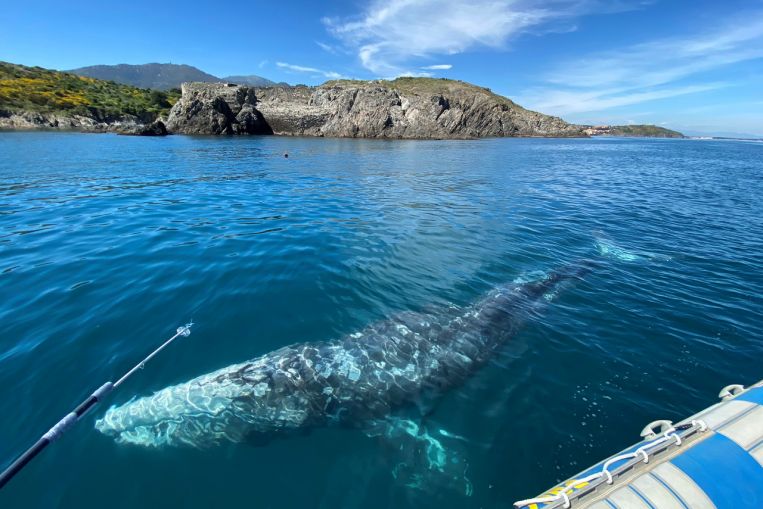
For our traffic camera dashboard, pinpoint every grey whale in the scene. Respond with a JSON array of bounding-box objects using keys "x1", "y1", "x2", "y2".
[{"x1": 95, "y1": 262, "x2": 592, "y2": 490}]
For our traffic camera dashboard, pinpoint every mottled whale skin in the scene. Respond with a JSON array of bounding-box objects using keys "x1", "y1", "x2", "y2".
[{"x1": 95, "y1": 263, "x2": 590, "y2": 451}]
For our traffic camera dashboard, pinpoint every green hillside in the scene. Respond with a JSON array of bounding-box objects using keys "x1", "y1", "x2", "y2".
[
  {"x1": 609, "y1": 124, "x2": 684, "y2": 138},
  {"x1": 0, "y1": 61, "x2": 179, "y2": 121}
]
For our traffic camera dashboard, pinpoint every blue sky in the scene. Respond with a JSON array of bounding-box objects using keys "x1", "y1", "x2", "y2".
[{"x1": 2, "y1": 0, "x2": 762, "y2": 136}]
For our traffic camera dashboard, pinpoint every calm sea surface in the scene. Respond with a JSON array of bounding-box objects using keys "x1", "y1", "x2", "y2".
[{"x1": 0, "y1": 132, "x2": 760, "y2": 508}]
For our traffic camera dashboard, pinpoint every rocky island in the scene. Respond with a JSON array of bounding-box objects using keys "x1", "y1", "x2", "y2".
[{"x1": 165, "y1": 79, "x2": 582, "y2": 138}]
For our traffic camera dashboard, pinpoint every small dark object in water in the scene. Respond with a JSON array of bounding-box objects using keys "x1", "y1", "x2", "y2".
[{"x1": 284, "y1": 153, "x2": 289, "y2": 158}]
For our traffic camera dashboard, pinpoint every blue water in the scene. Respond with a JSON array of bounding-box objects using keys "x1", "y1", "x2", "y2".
[{"x1": 0, "y1": 132, "x2": 760, "y2": 508}]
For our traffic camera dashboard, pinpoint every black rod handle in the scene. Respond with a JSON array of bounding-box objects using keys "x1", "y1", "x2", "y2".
[
  {"x1": 0, "y1": 382, "x2": 113, "y2": 490},
  {"x1": 0, "y1": 438, "x2": 50, "y2": 489}
]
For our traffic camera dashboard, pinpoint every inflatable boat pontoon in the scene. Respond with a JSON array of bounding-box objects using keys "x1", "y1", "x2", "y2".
[{"x1": 514, "y1": 379, "x2": 763, "y2": 509}]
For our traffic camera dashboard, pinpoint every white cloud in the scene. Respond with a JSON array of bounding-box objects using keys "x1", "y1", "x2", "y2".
[
  {"x1": 316, "y1": 41, "x2": 338, "y2": 54},
  {"x1": 515, "y1": 15, "x2": 763, "y2": 116},
  {"x1": 276, "y1": 62, "x2": 346, "y2": 80},
  {"x1": 421, "y1": 64, "x2": 452, "y2": 70},
  {"x1": 323, "y1": 0, "x2": 618, "y2": 76},
  {"x1": 520, "y1": 83, "x2": 728, "y2": 115}
]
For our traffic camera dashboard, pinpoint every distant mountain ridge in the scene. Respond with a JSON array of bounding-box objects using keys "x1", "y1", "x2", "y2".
[
  {"x1": 222, "y1": 75, "x2": 285, "y2": 87},
  {"x1": 68, "y1": 63, "x2": 277, "y2": 90}
]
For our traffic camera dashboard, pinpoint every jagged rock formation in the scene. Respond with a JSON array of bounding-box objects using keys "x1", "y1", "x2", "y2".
[
  {"x1": 116, "y1": 119, "x2": 168, "y2": 136},
  {"x1": 166, "y1": 79, "x2": 583, "y2": 138},
  {"x1": 164, "y1": 83, "x2": 271, "y2": 135}
]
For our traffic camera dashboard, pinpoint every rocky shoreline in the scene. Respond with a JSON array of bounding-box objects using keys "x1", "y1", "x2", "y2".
[
  {"x1": 0, "y1": 79, "x2": 685, "y2": 139},
  {"x1": 0, "y1": 109, "x2": 167, "y2": 135},
  {"x1": 1, "y1": 79, "x2": 585, "y2": 139}
]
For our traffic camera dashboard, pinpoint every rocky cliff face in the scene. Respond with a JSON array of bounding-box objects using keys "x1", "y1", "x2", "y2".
[
  {"x1": 166, "y1": 79, "x2": 583, "y2": 138},
  {"x1": 164, "y1": 83, "x2": 271, "y2": 135}
]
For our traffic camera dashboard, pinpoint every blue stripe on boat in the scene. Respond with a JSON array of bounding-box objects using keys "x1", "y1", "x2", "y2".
[
  {"x1": 628, "y1": 484, "x2": 656, "y2": 509},
  {"x1": 671, "y1": 433, "x2": 763, "y2": 509},
  {"x1": 648, "y1": 472, "x2": 690, "y2": 509},
  {"x1": 736, "y1": 386, "x2": 763, "y2": 406}
]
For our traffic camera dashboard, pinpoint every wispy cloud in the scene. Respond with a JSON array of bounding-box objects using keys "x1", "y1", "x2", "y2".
[
  {"x1": 276, "y1": 62, "x2": 346, "y2": 80},
  {"x1": 316, "y1": 41, "x2": 339, "y2": 54},
  {"x1": 421, "y1": 64, "x2": 452, "y2": 70},
  {"x1": 516, "y1": 15, "x2": 763, "y2": 116},
  {"x1": 323, "y1": 0, "x2": 625, "y2": 76}
]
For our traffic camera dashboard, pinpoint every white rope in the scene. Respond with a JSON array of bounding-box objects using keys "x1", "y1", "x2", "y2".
[{"x1": 513, "y1": 419, "x2": 708, "y2": 508}]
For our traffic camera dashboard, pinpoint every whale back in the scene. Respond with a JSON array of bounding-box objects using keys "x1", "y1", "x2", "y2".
[{"x1": 95, "y1": 264, "x2": 587, "y2": 448}]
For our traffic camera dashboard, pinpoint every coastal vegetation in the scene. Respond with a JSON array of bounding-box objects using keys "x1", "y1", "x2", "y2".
[
  {"x1": 583, "y1": 123, "x2": 684, "y2": 138},
  {"x1": 607, "y1": 124, "x2": 684, "y2": 137},
  {"x1": 0, "y1": 62, "x2": 179, "y2": 121}
]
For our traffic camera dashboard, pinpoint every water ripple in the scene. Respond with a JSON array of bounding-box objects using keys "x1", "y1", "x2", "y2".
[{"x1": 0, "y1": 133, "x2": 760, "y2": 508}]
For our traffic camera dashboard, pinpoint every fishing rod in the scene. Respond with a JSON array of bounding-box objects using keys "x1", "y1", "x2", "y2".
[{"x1": 0, "y1": 322, "x2": 193, "y2": 490}]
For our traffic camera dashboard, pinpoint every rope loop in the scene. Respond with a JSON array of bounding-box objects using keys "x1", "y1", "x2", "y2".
[
  {"x1": 691, "y1": 419, "x2": 708, "y2": 432},
  {"x1": 513, "y1": 419, "x2": 707, "y2": 507},
  {"x1": 668, "y1": 433, "x2": 682, "y2": 446},
  {"x1": 561, "y1": 491, "x2": 571, "y2": 509}
]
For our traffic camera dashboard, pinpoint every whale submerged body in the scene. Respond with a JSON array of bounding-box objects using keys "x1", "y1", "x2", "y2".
[
  {"x1": 96, "y1": 263, "x2": 590, "y2": 447},
  {"x1": 95, "y1": 262, "x2": 592, "y2": 489}
]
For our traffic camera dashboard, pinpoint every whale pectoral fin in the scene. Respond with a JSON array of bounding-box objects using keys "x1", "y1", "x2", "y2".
[{"x1": 363, "y1": 416, "x2": 473, "y2": 497}]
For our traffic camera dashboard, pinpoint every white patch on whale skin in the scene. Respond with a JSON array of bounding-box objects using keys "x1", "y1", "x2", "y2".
[
  {"x1": 395, "y1": 324, "x2": 412, "y2": 336},
  {"x1": 253, "y1": 382, "x2": 269, "y2": 397}
]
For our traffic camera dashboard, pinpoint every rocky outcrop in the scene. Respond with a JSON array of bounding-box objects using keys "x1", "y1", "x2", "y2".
[
  {"x1": 166, "y1": 79, "x2": 584, "y2": 138},
  {"x1": 0, "y1": 109, "x2": 143, "y2": 132},
  {"x1": 116, "y1": 120, "x2": 168, "y2": 136},
  {"x1": 164, "y1": 83, "x2": 271, "y2": 135},
  {"x1": 582, "y1": 124, "x2": 684, "y2": 138}
]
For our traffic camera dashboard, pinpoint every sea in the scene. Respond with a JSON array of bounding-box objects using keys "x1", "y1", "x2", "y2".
[{"x1": 0, "y1": 132, "x2": 760, "y2": 508}]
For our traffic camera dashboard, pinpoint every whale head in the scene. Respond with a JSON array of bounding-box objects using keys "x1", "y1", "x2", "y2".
[{"x1": 95, "y1": 350, "x2": 317, "y2": 448}]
